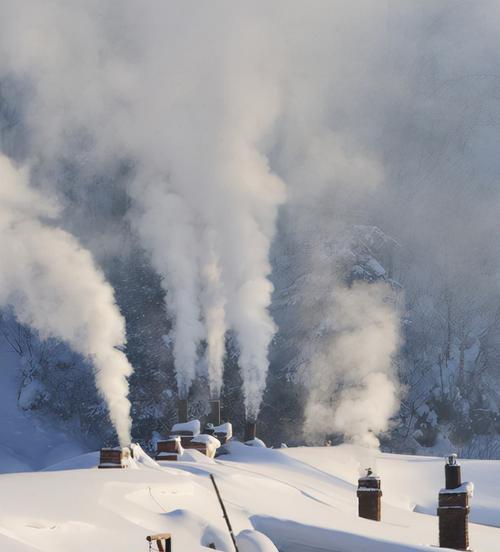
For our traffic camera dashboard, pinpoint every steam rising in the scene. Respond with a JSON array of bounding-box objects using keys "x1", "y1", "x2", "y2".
[
  {"x1": 0, "y1": 1, "x2": 288, "y2": 417},
  {"x1": 3, "y1": 1, "x2": 494, "y2": 442},
  {"x1": 130, "y1": 184, "x2": 204, "y2": 399},
  {"x1": 0, "y1": 156, "x2": 132, "y2": 445},
  {"x1": 303, "y1": 283, "x2": 400, "y2": 447},
  {"x1": 200, "y1": 232, "x2": 227, "y2": 399},
  {"x1": 0, "y1": 0, "x2": 398, "y2": 432}
]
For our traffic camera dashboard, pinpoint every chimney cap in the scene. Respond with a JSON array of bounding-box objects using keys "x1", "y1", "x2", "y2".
[{"x1": 446, "y1": 453, "x2": 458, "y2": 466}]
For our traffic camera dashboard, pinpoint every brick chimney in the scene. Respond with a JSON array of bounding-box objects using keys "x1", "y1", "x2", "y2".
[
  {"x1": 177, "y1": 398, "x2": 188, "y2": 423},
  {"x1": 209, "y1": 399, "x2": 221, "y2": 426},
  {"x1": 357, "y1": 468, "x2": 382, "y2": 521},
  {"x1": 244, "y1": 420, "x2": 257, "y2": 442},
  {"x1": 437, "y1": 454, "x2": 472, "y2": 550}
]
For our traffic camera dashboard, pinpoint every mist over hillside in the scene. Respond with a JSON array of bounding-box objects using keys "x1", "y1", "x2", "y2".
[{"x1": 1, "y1": 1, "x2": 500, "y2": 460}]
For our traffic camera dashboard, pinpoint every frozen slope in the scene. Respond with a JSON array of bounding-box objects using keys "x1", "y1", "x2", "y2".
[
  {"x1": 0, "y1": 338, "x2": 86, "y2": 474},
  {"x1": 0, "y1": 444, "x2": 498, "y2": 552}
]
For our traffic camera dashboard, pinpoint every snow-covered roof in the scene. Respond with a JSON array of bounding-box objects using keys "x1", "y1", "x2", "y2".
[
  {"x1": 214, "y1": 422, "x2": 233, "y2": 439},
  {"x1": 171, "y1": 419, "x2": 201, "y2": 435}
]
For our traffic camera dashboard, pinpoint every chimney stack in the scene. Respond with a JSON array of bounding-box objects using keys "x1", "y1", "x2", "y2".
[
  {"x1": 177, "y1": 398, "x2": 188, "y2": 423},
  {"x1": 437, "y1": 454, "x2": 472, "y2": 550},
  {"x1": 209, "y1": 399, "x2": 221, "y2": 426},
  {"x1": 98, "y1": 447, "x2": 131, "y2": 469},
  {"x1": 244, "y1": 420, "x2": 257, "y2": 442},
  {"x1": 445, "y1": 453, "x2": 461, "y2": 490},
  {"x1": 357, "y1": 468, "x2": 382, "y2": 521}
]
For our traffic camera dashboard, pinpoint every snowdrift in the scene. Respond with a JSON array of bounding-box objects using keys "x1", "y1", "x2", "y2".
[{"x1": 0, "y1": 444, "x2": 499, "y2": 551}]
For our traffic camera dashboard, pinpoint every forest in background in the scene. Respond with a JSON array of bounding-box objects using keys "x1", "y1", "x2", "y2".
[{"x1": 1, "y1": 2, "x2": 500, "y2": 458}]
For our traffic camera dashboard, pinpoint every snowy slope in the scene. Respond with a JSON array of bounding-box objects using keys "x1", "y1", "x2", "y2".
[
  {"x1": 0, "y1": 443, "x2": 499, "y2": 552},
  {"x1": 0, "y1": 339, "x2": 86, "y2": 473}
]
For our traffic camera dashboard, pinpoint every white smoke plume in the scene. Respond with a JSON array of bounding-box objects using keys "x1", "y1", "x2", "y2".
[
  {"x1": 0, "y1": 155, "x2": 133, "y2": 445},
  {"x1": 302, "y1": 282, "x2": 401, "y2": 448},
  {"x1": 0, "y1": 1, "x2": 288, "y2": 416},
  {"x1": 6, "y1": 1, "x2": 489, "y2": 434},
  {"x1": 199, "y1": 229, "x2": 227, "y2": 399},
  {"x1": 129, "y1": 182, "x2": 204, "y2": 399}
]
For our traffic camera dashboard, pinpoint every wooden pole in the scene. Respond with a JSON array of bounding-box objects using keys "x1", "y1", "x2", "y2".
[
  {"x1": 210, "y1": 474, "x2": 239, "y2": 552},
  {"x1": 146, "y1": 533, "x2": 171, "y2": 552}
]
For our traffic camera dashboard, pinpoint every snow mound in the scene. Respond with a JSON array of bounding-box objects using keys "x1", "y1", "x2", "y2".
[
  {"x1": 191, "y1": 434, "x2": 221, "y2": 446},
  {"x1": 0, "y1": 533, "x2": 40, "y2": 552},
  {"x1": 236, "y1": 529, "x2": 278, "y2": 552},
  {"x1": 214, "y1": 422, "x2": 233, "y2": 440},
  {"x1": 1, "y1": 444, "x2": 499, "y2": 551},
  {"x1": 130, "y1": 443, "x2": 162, "y2": 470},
  {"x1": 43, "y1": 451, "x2": 100, "y2": 471},
  {"x1": 0, "y1": 446, "x2": 31, "y2": 473},
  {"x1": 191, "y1": 434, "x2": 221, "y2": 457},
  {"x1": 0, "y1": 345, "x2": 86, "y2": 473},
  {"x1": 245, "y1": 438, "x2": 266, "y2": 448},
  {"x1": 179, "y1": 450, "x2": 216, "y2": 464},
  {"x1": 171, "y1": 420, "x2": 201, "y2": 435}
]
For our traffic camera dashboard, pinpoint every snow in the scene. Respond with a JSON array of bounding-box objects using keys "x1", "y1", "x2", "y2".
[
  {"x1": 440, "y1": 481, "x2": 474, "y2": 497},
  {"x1": 131, "y1": 443, "x2": 164, "y2": 470},
  {"x1": 245, "y1": 437, "x2": 266, "y2": 448},
  {"x1": 0, "y1": 337, "x2": 86, "y2": 474},
  {"x1": 191, "y1": 434, "x2": 221, "y2": 457},
  {"x1": 192, "y1": 434, "x2": 221, "y2": 446},
  {"x1": 0, "y1": 534, "x2": 40, "y2": 552},
  {"x1": 365, "y1": 257, "x2": 386, "y2": 277},
  {"x1": 214, "y1": 422, "x2": 233, "y2": 439},
  {"x1": 0, "y1": 443, "x2": 499, "y2": 551},
  {"x1": 17, "y1": 379, "x2": 48, "y2": 410},
  {"x1": 171, "y1": 420, "x2": 201, "y2": 435},
  {"x1": 236, "y1": 529, "x2": 278, "y2": 551}
]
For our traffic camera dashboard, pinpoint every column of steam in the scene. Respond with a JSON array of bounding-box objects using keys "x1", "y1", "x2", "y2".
[
  {"x1": 200, "y1": 233, "x2": 226, "y2": 427},
  {"x1": 0, "y1": 156, "x2": 133, "y2": 447},
  {"x1": 216, "y1": 151, "x2": 286, "y2": 444},
  {"x1": 129, "y1": 186, "x2": 204, "y2": 424}
]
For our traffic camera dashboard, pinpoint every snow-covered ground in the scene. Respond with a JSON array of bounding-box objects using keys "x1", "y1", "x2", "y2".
[
  {"x1": 0, "y1": 442, "x2": 498, "y2": 552},
  {"x1": 0, "y1": 343, "x2": 86, "y2": 473}
]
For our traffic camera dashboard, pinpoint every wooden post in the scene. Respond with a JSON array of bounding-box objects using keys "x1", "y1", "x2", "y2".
[
  {"x1": 146, "y1": 533, "x2": 172, "y2": 552},
  {"x1": 210, "y1": 474, "x2": 239, "y2": 552}
]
